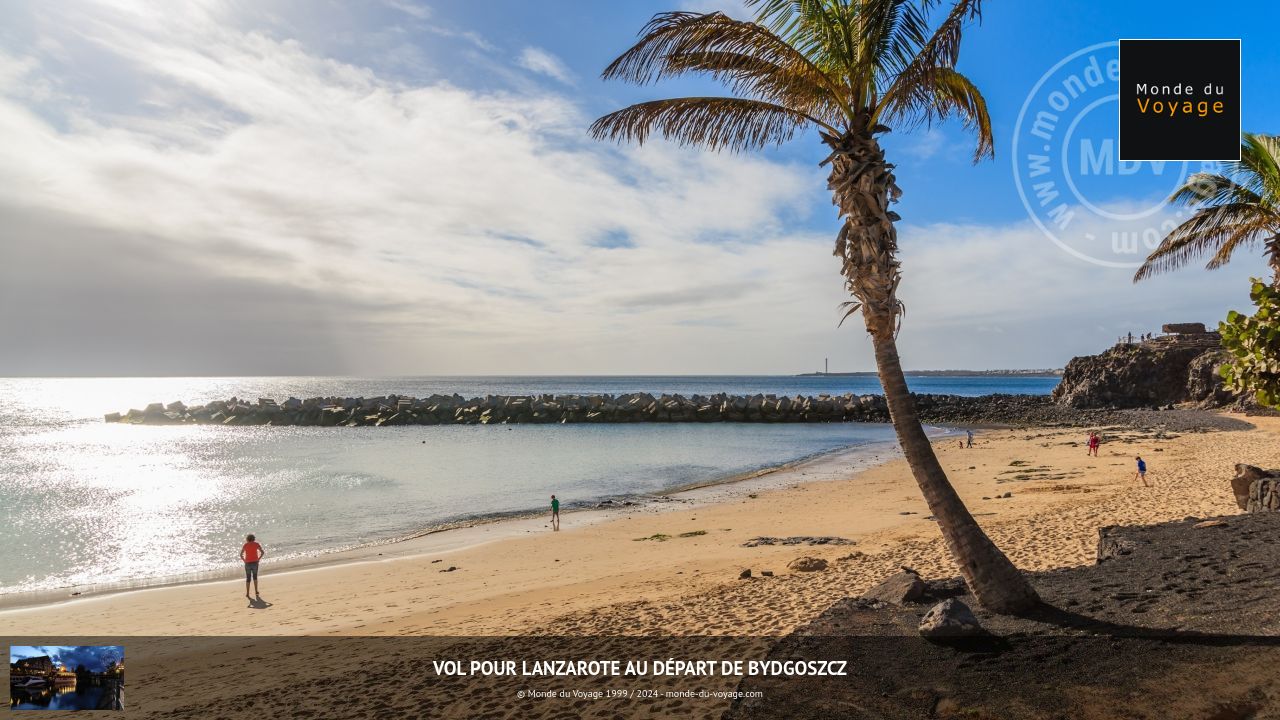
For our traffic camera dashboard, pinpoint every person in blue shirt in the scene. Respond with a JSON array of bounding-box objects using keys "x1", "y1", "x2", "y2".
[{"x1": 1135, "y1": 456, "x2": 1149, "y2": 487}]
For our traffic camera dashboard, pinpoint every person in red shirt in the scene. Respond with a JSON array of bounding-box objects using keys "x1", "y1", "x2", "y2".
[{"x1": 239, "y1": 534, "x2": 266, "y2": 598}]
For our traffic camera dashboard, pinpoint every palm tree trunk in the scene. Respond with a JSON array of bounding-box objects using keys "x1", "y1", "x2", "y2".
[
  {"x1": 869, "y1": 328, "x2": 1040, "y2": 613},
  {"x1": 826, "y1": 128, "x2": 1040, "y2": 614}
]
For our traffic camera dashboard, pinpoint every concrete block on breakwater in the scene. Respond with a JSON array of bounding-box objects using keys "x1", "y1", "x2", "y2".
[{"x1": 103, "y1": 392, "x2": 1068, "y2": 427}]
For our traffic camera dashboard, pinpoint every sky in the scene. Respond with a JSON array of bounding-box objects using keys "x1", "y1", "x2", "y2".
[
  {"x1": 0, "y1": 0, "x2": 1278, "y2": 376},
  {"x1": 10, "y1": 645, "x2": 123, "y2": 672}
]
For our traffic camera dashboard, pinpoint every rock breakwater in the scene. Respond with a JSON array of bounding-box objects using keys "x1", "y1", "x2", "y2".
[{"x1": 104, "y1": 392, "x2": 1065, "y2": 427}]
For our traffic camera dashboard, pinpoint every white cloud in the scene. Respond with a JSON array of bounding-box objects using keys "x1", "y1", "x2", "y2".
[
  {"x1": 516, "y1": 46, "x2": 574, "y2": 85},
  {"x1": 383, "y1": 0, "x2": 430, "y2": 20},
  {"x1": 0, "y1": 0, "x2": 1269, "y2": 376},
  {"x1": 894, "y1": 126, "x2": 974, "y2": 163},
  {"x1": 886, "y1": 211, "x2": 1263, "y2": 369},
  {"x1": 0, "y1": 1, "x2": 824, "y2": 375}
]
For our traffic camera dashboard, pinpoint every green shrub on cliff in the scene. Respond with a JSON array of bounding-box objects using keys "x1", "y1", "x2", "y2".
[{"x1": 1220, "y1": 279, "x2": 1280, "y2": 409}]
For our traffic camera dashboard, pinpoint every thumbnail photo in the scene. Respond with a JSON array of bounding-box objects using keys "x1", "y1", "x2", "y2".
[{"x1": 10, "y1": 646, "x2": 124, "y2": 711}]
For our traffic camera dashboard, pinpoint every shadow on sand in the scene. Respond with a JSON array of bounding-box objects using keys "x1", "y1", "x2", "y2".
[{"x1": 1024, "y1": 603, "x2": 1280, "y2": 647}]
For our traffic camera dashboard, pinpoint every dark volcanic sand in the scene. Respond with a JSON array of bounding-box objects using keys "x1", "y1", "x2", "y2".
[{"x1": 728, "y1": 512, "x2": 1280, "y2": 720}]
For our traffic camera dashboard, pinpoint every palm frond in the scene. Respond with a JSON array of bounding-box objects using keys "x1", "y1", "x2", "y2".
[
  {"x1": 748, "y1": 0, "x2": 861, "y2": 88},
  {"x1": 1134, "y1": 203, "x2": 1273, "y2": 280},
  {"x1": 1239, "y1": 132, "x2": 1280, "y2": 204},
  {"x1": 836, "y1": 299, "x2": 863, "y2": 327},
  {"x1": 601, "y1": 11, "x2": 852, "y2": 122},
  {"x1": 1140, "y1": 133, "x2": 1280, "y2": 282},
  {"x1": 858, "y1": 0, "x2": 904, "y2": 77},
  {"x1": 867, "y1": 0, "x2": 929, "y2": 82},
  {"x1": 1205, "y1": 222, "x2": 1271, "y2": 269},
  {"x1": 876, "y1": 66, "x2": 992, "y2": 160},
  {"x1": 1169, "y1": 172, "x2": 1263, "y2": 207},
  {"x1": 588, "y1": 97, "x2": 820, "y2": 152},
  {"x1": 663, "y1": 50, "x2": 842, "y2": 124},
  {"x1": 907, "y1": 0, "x2": 982, "y2": 71},
  {"x1": 876, "y1": 0, "x2": 981, "y2": 122}
]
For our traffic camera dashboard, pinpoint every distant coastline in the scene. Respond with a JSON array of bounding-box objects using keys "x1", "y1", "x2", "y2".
[{"x1": 797, "y1": 369, "x2": 1064, "y2": 377}]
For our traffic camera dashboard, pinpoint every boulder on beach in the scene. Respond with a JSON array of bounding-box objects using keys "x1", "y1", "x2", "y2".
[
  {"x1": 1231, "y1": 464, "x2": 1265, "y2": 509},
  {"x1": 1096, "y1": 525, "x2": 1146, "y2": 563},
  {"x1": 1233, "y1": 464, "x2": 1280, "y2": 513},
  {"x1": 862, "y1": 570, "x2": 925, "y2": 604},
  {"x1": 917, "y1": 598, "x2": 984, "y2": 639},
  {"x1": 786, "y1": 557, "x2": 828, "y2": 573}
]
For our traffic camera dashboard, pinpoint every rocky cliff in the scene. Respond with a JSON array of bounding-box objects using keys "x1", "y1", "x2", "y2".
[{"x1": 1052, "y1": 334, "x2": 1238, "y2": 409}]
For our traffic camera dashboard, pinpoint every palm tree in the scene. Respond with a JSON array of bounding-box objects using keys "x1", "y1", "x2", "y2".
[
  {"x1": 590, "y1": 0, "x2": 1039, "y2": 613},
  {"x1": 1135, "y1": 133, "x2": 1280, "y2": 287}
]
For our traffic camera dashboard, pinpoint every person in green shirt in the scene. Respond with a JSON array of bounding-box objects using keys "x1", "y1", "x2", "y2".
[{"x1": 550, "y1": 494, "x2": 560, "y2": 531}]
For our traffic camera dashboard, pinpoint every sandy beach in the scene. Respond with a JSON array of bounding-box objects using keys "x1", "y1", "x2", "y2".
[
  {"x1": 4, "y1": 414, "x2": 1279, "y2": 718},
  {"x1": 4, "y1": 413, "x2": 1276, "y2": 639}
]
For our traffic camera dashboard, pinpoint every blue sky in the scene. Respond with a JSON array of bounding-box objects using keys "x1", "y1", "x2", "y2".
[
  {"x1": 431, "y1": 0, "x2": 1280, "y2": 228},
  {"x1": 0, "y1": 0, "x2": 1277, "y2": 375}
]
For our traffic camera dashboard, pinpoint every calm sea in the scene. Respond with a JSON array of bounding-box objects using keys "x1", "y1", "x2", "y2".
[{"x1": 0, "y1": 375, "x2": 1057, "y2": 595}]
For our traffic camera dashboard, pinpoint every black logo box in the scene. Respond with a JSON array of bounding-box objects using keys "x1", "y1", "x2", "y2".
[{"x1": 1119, "y1": 39, "x2": 1240, "y2": 162}]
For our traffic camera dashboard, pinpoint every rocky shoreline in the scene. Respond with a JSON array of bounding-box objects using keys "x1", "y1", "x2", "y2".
[{"x1": 103, "y1": 392, "x2": 1257, "y2": 429}]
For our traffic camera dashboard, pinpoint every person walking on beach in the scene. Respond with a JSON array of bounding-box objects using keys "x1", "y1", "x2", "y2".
[
  {"x1": 550, "y1": 495, "x2": 560, "y2": 531},
  {"x1": 240, "y1": 533, "x2": 265, "y2": 598},
  {"x1": 1087, "y1": 432, "x2": 1100, "y2": 457},
  {"x1": 965, "y1": 430, "x2": 974, "y2": 448},
  {"x1": 1134, "y1": 456, "x2": 1149, "y2": 487}
]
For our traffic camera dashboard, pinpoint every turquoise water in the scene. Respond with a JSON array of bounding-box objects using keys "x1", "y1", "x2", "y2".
[{"x1": 0, "y1": 376, "x2": 1055, "y2": 594}]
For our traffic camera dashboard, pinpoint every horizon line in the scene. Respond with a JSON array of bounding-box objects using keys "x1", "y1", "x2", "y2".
[{"x1": 0, "y1": 370, "x2": 1065, "y2": 380}]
